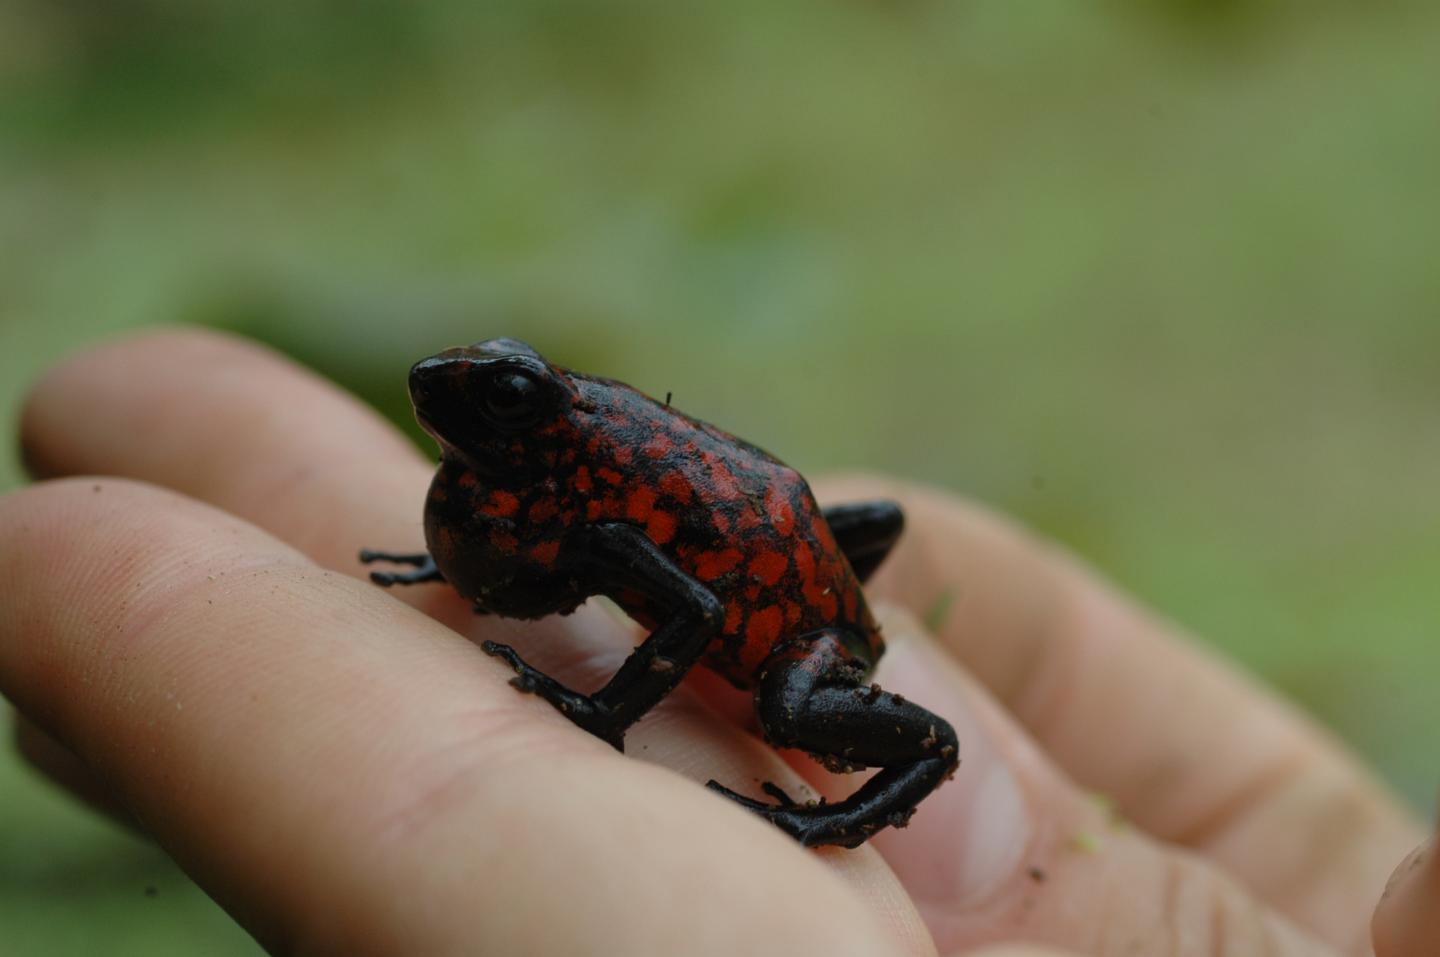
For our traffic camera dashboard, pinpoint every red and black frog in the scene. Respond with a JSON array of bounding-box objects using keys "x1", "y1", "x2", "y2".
[{"x1": 362, "y1": 338, "x2": 958, "y2": 847}]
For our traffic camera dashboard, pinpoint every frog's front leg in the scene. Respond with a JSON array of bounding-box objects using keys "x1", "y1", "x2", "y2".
[
  {"x1": 482, "y1": 522, "x2": 723, "y2": 751},
  {"x1": 357, "y1": 549, "x2": 445, "y2": 586},
  {"x1": 707, "y1": 628, "x2": 958, "y2": 848}
]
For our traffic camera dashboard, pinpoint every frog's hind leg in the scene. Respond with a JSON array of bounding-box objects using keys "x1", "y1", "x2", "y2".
[
  {"x1": 706, "y1": 629, "x2": 958, "y2": 848},
  {"x1": 357, "y1": 549, "x2": 445, "y2": 586},
  {"x1": 821, "y1": 500, "x2": 904, "y2": 583}
]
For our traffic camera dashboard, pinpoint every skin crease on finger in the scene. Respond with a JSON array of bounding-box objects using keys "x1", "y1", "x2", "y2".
[
  {"x1": 0, "y1": 478, "x2": 919, "y2": 957},
  {"x1": 14, "y1": 328, "x2": 936, "y2": 955}
]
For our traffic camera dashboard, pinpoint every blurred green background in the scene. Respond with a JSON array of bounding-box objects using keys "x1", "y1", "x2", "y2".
[{"x1": 2, "y1": 0, "x2": 1438, "y2": 951}]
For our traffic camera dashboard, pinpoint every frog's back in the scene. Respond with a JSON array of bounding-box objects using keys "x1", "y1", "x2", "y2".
[{"x1": 571, "y1": 376, "x2": 881, "y2": 687}]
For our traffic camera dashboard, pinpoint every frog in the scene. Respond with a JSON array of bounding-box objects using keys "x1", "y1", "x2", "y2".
[{"x1": 361, "y1": 338, "x2": 958, "y2": 847}]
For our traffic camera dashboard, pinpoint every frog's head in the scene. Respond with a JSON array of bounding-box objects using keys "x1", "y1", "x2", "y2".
[{"x1": 409, "y1": 338, "x2": 579, "y2": 474}]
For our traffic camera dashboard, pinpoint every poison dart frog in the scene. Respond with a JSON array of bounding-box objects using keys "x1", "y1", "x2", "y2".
[{"x1": 362, "y1": 338, "x2": 958, "y2": 847}]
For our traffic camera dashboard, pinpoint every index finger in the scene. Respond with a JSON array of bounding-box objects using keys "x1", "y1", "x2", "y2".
[
  {"x1": 0, "y1": 478, "x2": 906, "y2": 956},
  {"x1": 816, "y1": 475, "x2": 1423, "y2": 950}
]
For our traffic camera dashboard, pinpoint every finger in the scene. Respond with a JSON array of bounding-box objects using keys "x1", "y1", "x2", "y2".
[
  {"x1": 15, "y1": 330, "x2": 934, "y2": 952},
  {"x1": 818, "y1": 474, "x2": 1423, "y2": 948},
  {"x1": 831, "y1": 607, "x2": 1341, "y2": 957},
  {"x1": 20, "y1": 326, "x2": 433, "y2": 588},
  {"x1": 0, "y1": 478, "x2": 915, "y2": 957},
  {"x1": 1372, "y1": 829, "x2": 1440, "y2": 957}
]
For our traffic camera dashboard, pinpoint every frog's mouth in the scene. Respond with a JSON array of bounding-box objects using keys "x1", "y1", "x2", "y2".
[{"x1": 407, "y1": 354, "x2": 478, "y2": 458}]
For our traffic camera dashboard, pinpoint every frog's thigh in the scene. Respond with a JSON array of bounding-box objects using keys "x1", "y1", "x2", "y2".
[{"x1": 756, "y1": 629, "x2": 953, "y2": 767}]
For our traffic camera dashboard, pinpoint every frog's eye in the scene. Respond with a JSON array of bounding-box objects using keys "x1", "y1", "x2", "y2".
[{"x1": 483, "y1": 369, "x2": 544, "y2": 427}]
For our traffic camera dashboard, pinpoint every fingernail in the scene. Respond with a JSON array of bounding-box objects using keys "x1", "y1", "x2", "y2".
[{"x1": 869, "y1": 618, "x2": 1031, "y2": 909}]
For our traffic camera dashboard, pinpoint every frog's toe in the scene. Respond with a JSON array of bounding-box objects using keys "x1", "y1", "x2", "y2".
[
  {"x1": 705, "y1": 779, "x2": 773, "y2": 812},
  {"x1": 357, "y1": 549, "x2": 442, "y2": 586},
  {"x1": 480, "y1": 639, "x2": 518, "y2": 663},
  {"x1": 706, "y1": 781, "x2": 867, "y2": 847},
  {"x1": 705, "y1": 779, "x2": 807, "y2": 812},
  {"x1": 482, "y1": 641, "x2": 534, "y2": 684}
]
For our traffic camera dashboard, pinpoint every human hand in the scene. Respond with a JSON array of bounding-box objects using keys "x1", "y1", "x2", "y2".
[{"x1": 4, "y1": 328, "x2": 1434, "y2": 956}]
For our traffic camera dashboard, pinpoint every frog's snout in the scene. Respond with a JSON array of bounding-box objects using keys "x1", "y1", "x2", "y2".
[
  {"x1": 407, "y1": 354, "x2": 473, "y2": 436},
  {"x1": 408, "y1": 355, "x2": 457, "y2": 404}
]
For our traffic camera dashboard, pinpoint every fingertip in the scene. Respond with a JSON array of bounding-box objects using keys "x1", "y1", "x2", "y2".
[{"x1": 19, "y1": 325, "x2": 265, "y2": 479}]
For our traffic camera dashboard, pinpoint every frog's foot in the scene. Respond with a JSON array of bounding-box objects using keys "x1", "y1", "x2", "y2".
[
  {"x1": 714, "y1": 629, "x2": 959, "y2": 848},
  {"x1": 358, "y1": 549, "x2": 445, "y2": 587},
  {"x1": 704, "y1": 779, "x2": 803, "y2": 810},
  {"x1": 707, "y1": 781, "x2": 883, "y2": 849},
  {"x1": 481, "y1": 641, "x2": 626, "y2": 751}
]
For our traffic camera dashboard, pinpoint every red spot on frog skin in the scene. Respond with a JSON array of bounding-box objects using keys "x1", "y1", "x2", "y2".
[
  {"x1": 810, "y1": 510, "x2": 836, "y2": 547},
  {"x1": 529, "y1": 498, "x2": 559, "y2": 523},
  {"x1": 723, "y1": 602, "x2": 744, "y2": 635},
  {"x1": 625, "y1": 487, "x2": 657, "y2": 522},
  {"x1": 793, "y1": 540, "x2": 815, "y2": 583},
  {"x1": 646, "y1": 510, "x2": 677, "y2": 545},
  {"x1": 765, "y1": 486, "x2": 794, "y2": 537},
  {"x1": 705, "y1": 460, "x2": 742, "y2": 500},
  {"x1": 748, "y1": 550, "x2": 788, "y2": 586},
  {"x1": 710, "y1": 511, "x2": 731, "y2": 535},
  {"x1": 792, "y1": 541, "x2": 837, "y2": 617},
  {"x1": 643, "y1": 434, "x2": 674, "y2": 458},
  {"x1": 458, "y1": 471, "x2": 479, "y2": 490},
  {"x1": 658, "y1": 470, "x2": 692, "y2": 503},
  {"x1": 693, "y1": 548, "x2": 743, "y2": 581},
  {"x1": 572, "y1": 466, "x2": 593, "y2": 493},
  {"x1": 481, "y1": 490, "x2": 519, "y2": 518},
  {"x1": 745, "y1": 605, "x2": 783, "y2": 647},
  {"x1": 597, "y1": 467, "x2": 624, "y2": 486},
  {"x1": 586, "y1": 499, "x2": 605, "y2": 522},
  {"x1": 612, "y1": 445, "x2": 634, "y2": 466},
  {"x1": 489, "y1": 529, "x2": 519, "y2": 553},
  {"x1": 784, "y1": 601, "x2": 803, "y2": 627},
  {"x1": 528, "y1": 540, "x2": 561, "y2": 565}
]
